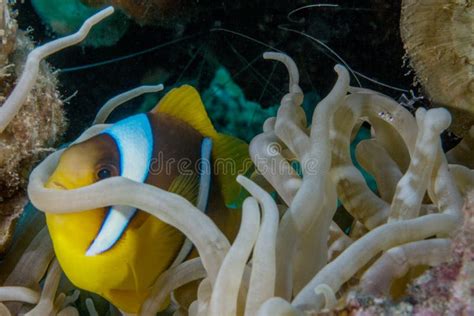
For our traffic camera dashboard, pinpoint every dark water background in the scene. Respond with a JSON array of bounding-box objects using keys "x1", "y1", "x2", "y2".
[{"x1": 15, "y1": 0, "x2": 416, "y2": 141}]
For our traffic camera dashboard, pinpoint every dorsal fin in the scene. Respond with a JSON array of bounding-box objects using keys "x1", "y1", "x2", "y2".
[
  {"x1": 151, "y1": 85, "x2": 217, "y2": 138},
  {"x1": 152, "y1": 85, "x2": 253, "y2": 208}
]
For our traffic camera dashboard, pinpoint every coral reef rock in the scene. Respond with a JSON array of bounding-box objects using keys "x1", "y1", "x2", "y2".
[
  {"x1": 346, "y1": 191, "x2": 474, "y2": 315},
  {"x1": 0, "y1": 2, "x2": 66, "y2": 255},
  {"x1": 0, "y1": 0, "x2": 17, "y2": 65},
  {"x1": 408, "y1": 191, "x2": 474, "y2": 315},
  {"x1": 400, "y1": 0, "x2": 474, "y2": 136}
]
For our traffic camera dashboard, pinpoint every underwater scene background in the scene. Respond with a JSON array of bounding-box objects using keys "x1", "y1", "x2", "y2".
[
  {"x1": 17, "y1": 0, "x2": 415, "y2": 142},
  {"x1": 0, "y1": 0, "x2": 473, "y2": 315}
]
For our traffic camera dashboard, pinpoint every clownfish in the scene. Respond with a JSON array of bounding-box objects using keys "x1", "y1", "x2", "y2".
[{"x1": 45, "y1": 86, "x2": 251, "y2": 313}]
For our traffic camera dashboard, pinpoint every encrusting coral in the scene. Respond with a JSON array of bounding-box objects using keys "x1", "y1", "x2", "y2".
[
  {"x1": 0, "y1": 1, "x2": 66, "y2": 254},
  {"x1": 344, "y1": 190, "x2": 474, "y2": 315},
  {"x1": 400, "y1": 0, "x2": 474, "y2": 136},
  {"x1": 0, "y1": 6, "x2": 473, "y2": 316}
]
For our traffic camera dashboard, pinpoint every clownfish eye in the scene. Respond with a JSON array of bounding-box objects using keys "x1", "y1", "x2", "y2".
[{"x1": 97, "y1": 168, "x2": 112, "y2": 180}]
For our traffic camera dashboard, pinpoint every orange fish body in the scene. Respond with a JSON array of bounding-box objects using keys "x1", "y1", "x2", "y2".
[{"x1": 45, "y1": 86, "x2": 249, "y2": 312}]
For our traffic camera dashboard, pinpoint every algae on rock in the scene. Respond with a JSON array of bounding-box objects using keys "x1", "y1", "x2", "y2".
[{"x1": 0, "y1": 2, "x2": 66, "y2": 254}]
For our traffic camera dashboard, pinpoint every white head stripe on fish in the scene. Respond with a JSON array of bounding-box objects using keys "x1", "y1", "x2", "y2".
[{"x1": 86, "y1": 113, "x2": 154, "y2": 256}]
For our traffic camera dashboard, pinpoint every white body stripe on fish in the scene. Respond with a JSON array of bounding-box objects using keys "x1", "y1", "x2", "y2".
[
  {"x1": 197, "y1": 137, "x2": 212, "y2": 212},
  {"x1": 170, "y1": 137, "x2": 213, "y2": 268},
  {"x1": 86, "y1": 113, "x2": 154, "y2": 256}
]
